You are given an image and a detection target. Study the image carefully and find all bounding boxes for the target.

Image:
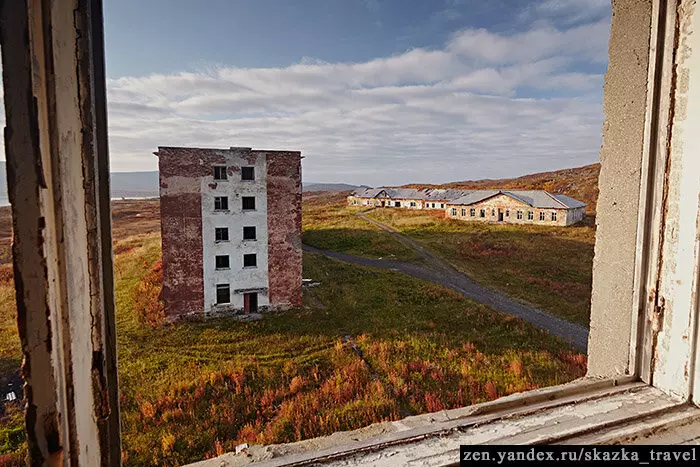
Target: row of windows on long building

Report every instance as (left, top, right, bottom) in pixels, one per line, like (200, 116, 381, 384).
(451, 207, 558, 221)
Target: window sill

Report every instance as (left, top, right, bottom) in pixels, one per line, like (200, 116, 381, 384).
(215, 268, 231, 271)
(188, 378, 696, 466)
(214, 209, 231, 213)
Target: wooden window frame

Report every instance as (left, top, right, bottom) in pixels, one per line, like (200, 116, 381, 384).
(242, 196, 256, 211)
(241, 166, 255, 181)
(215, 227, 229, 242)
(243, 253, 257, 268)
(216, 284, 231, 305)
(214, 196, 229, 211)
(213, 165, 228, 181)
(243, 226, 257, 241)
(215, 255, 230, 270)
(2, 0, 700, 464)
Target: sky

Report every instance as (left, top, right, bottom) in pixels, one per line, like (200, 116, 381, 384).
(2, 0, 612, 186)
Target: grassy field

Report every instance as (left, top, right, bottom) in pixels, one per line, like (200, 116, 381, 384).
(116, 235, 584, 465)
(1, 198, 587, 466)
(366, 208, 595, 326)
(302, 192, 418, 261)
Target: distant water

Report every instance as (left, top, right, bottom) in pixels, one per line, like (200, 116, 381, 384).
(0, 196, 157, 207)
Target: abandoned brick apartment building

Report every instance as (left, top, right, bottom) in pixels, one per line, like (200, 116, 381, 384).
(156, 146, 302, 318)
(348, 188, 587, 226)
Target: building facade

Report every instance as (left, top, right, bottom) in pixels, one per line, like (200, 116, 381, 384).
(157, 146, 302, 319)
(348, 188, 586, 226)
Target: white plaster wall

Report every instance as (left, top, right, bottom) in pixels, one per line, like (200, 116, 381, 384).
(202, 151, 270, 312)
(445, 194, 572, 226)
(397, 199, 422, 209)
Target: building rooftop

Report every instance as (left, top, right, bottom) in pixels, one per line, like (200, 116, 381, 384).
(351, 187, 587, 209)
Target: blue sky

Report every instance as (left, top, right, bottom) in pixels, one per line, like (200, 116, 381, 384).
(2, 0, 613, 186)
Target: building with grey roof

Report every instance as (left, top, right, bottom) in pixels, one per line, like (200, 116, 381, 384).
(347, 187, 587, 226)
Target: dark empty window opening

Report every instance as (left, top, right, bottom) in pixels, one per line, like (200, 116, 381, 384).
(214, 196, 229, 211)
(216, 284, 230, 304)
(243, 226, 257, 240)
(552, 211, 558, 221)
(215, 255, 230, 269)
(480, 209, 485, 218)
(461, 208, 466, 216)
(215, 227, 229, 242)
(242, 166, 255, 181)
(470, 208, 475, 217)
(242, 196, 256, 210)
(491, 209, 495, 216)
(243, 253, 257, 268)
(213, 166, 227, 180)
(451, 208, 457, 216)
(244, 292, 258, 313)
(506, 209, 510, 217)
(394, 201, 400, 207)
(540, 211, 546, 221)
(528, 211, 534, 220)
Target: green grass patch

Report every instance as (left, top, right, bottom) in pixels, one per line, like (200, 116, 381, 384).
(0, 404, 25, 466)
(302, 195, 417, 261)
(0, 265, 20, 375)
(366, 209, 595, 326)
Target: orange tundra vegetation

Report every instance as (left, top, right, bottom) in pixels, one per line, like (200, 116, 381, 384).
(1, 199, 587, 465)
(133, 260, 165, 327)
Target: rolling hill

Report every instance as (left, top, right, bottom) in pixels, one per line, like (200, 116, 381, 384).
(404, 163, 600, 213)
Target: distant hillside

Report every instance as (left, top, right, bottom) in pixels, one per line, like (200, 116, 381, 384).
(405, 163, 601, 213)
(303, 183, 364, 192)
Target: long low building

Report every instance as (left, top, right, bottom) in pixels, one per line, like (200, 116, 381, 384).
(347, 187, 587, 226)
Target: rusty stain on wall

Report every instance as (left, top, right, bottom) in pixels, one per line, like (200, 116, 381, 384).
(267, 152, 303, 309)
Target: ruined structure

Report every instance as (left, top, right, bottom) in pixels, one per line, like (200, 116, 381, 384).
(156, 146, 302, 319)
(348, 188, 586, 226)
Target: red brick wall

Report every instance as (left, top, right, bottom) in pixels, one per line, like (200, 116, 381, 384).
(157, 147, 212, 319)
(266, 152, 302, 308)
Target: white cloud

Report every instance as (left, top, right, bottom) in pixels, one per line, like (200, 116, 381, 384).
(448, 19, 610, 65)
(520, 0, 611, 26)
(0, 16, 609, 186)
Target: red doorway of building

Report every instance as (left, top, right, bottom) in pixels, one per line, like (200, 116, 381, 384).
(498, 210, 504, 222)
(244, 293, 258, 313)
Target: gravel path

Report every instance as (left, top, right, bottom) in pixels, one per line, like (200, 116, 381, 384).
(304, 212, 589, 351)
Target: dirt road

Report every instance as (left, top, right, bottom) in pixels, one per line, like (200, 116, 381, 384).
(303, 212, 589, 351)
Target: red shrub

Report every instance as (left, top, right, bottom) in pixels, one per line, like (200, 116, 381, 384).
(424, 392, 444, 412)
(484, 381, 499, 400)
(133, 260, 165, 326)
